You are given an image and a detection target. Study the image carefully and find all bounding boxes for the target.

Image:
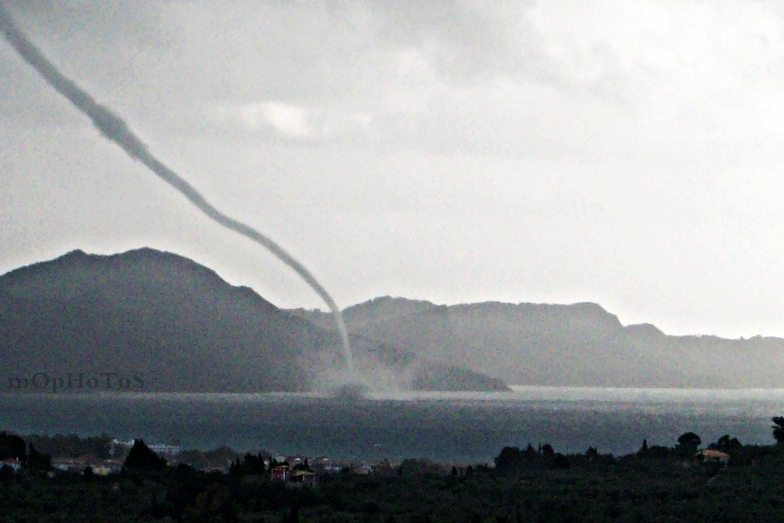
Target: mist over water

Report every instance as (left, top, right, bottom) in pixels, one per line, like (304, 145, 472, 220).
(0, 4, 355, 379)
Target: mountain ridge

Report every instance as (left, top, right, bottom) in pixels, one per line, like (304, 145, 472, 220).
(0, 250, 509, 393)
(291, 296, 784, 388)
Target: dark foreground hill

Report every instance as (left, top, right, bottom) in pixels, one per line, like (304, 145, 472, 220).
(292, 296, 784, 388)
(0, 250, 508, 393)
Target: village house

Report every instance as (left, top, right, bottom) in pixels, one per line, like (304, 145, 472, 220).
(270, 464, 290, 482)
(356, 461, 372, 475)
(52, 455, 96, 473)
(311, 457, 342, 474)
(1, 458, 21, 472)
(92, 461, 122, 476)
(110, 439, 181, 459)
(269, 461, 321, 488)
(109, 439, 135, 457)
(288, 470, 319, 488)
(52, 455, 121, 475)
(696, 449, 730, 465)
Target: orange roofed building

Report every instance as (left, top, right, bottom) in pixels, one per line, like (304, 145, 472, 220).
(695, 449, 730, 464)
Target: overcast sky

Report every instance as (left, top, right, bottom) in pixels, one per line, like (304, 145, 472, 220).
(2, 1, 784, 338)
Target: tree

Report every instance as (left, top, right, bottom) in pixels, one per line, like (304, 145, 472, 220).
(710, 434, 742, 453)
(182, 483, 237, 523)
(772, 417, 784, 444)
(229, 452, 267, 476)
(676, 432, 701, 454)
(0, 432, 26, 462)
(644, 445, 671, 459)
(552, 453, 570, 469)
(494, 447, 523, 473)
(25, 443, 51, 472)
(122, 439, 167, 473)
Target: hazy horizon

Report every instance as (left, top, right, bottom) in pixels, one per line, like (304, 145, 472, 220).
(3, 1, 784, 339)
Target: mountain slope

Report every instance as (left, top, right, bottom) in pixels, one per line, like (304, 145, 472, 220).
(300, 296, 784, 388)
(0, 250, 508, 393)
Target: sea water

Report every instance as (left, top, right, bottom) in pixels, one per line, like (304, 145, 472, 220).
(2, 387, 783, 464)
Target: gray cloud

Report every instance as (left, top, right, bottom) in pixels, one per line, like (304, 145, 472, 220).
(366, 0, 553, 83)
(0, 2, 553, 111)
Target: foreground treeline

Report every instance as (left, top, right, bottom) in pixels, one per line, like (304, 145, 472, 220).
(5, 428, 784, 522)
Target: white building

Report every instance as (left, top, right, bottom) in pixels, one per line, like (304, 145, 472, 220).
(1, 458, 21, 471)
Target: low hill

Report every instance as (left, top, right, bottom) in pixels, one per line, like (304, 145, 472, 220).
(0, 250, 508, 393)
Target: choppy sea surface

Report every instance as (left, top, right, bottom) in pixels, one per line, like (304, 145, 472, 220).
(3, 387, 784, 463)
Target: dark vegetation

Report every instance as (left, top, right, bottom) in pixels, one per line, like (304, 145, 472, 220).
(24, 433, 114, 459)
(5, 421, 784, 522)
